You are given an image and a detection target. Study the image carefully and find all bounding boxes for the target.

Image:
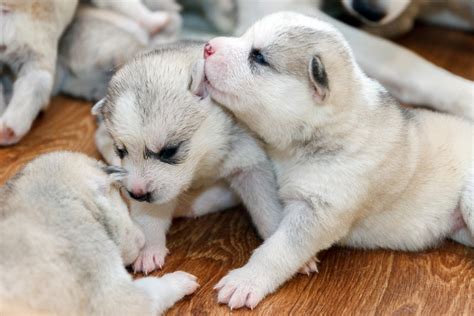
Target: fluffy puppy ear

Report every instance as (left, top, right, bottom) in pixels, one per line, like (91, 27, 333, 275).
(91, 98, 106, 116)
(189, 59, 209, 100)
(308, 55, 329, 103)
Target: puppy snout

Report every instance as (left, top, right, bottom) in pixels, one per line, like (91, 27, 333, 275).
(128, 190, 152, 202)
(352, 0, 386, 22)
(204, 42, 215, 59)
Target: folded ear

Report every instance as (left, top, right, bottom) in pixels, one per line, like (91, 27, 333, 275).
(91, 98, 106, 116)
(189, 59, 209, 100)
(308, 55, 329, 103)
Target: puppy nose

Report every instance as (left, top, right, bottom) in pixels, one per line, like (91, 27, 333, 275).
(352, 0, 386, 22)
(128, 190, 152, 202)
(204, 43, 215, 59)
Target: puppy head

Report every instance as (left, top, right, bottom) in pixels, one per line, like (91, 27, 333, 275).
(342, 0, 412, 25)
(22, 152, 145, 266)
(203, 12, 362, 148)
(93, 44, 214, 205)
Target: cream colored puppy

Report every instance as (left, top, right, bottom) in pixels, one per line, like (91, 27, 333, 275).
(202, 12, 474, 309)
(0, 0, 78, 145)
(0, 152, 198, 315)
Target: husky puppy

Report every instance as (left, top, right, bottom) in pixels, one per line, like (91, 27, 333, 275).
(0, 152, 198, 315)
(202, 12, 474, 309)
(0, 0, 78, 146)
(92, 41, 284, 274)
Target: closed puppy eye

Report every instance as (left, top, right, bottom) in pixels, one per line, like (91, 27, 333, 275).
(249, 48, 269, 66)
(144, 143, 181, 164)
(114, 144, 128, 159)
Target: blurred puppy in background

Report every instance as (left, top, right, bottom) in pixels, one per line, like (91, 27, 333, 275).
(0, 0, 180, 146)
(342, 0, 474, 37)
(56, 1, 182, 101)
(0, 0, 78, 146)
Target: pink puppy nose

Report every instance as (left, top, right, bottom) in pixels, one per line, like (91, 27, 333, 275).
(204, 43, 215, 59)
(130, 183, 146, 197)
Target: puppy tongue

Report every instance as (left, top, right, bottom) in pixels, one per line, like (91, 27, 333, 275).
(190, 59, 209, 99)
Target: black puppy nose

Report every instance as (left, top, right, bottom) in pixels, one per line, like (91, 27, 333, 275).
(128, 191, 152, 202)
(352, 0, 386, 22)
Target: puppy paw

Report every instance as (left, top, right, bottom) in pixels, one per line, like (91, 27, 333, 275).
(214, 268, 268, 310)
(162, 271, 200, 296)
(298, 256, 320, 275)
(132, 245, 169, 275)
(141, 11, 171, 35)
(134, 272, 199, 313)
(0, 119, 21, 146)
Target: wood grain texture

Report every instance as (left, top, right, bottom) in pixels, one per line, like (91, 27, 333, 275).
(0, 24, 473, 315)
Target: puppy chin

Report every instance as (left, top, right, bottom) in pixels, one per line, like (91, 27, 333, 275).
(204, 77, 239, 109)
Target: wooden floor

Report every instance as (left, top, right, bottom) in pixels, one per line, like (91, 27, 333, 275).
(1, 25, 473, 315)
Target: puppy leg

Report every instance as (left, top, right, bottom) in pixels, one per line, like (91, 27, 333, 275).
(226, 162, 283, 239)
(102, 271, 198, 315)
(215, 200, 353, 309)
(131, 200, 176, 274)
(0, 60, 54, 145)
(134, 272, 199, 315)
(91, 0, 170, 35)
(176, 184, 240, 218)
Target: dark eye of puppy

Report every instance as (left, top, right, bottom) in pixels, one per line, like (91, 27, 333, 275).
(159, 145, 179, 162)
(114, 144, 128, 159)
(144, 144, 181, 164)
(249, 48, 268, 66)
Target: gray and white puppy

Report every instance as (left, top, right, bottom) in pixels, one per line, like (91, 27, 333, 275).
(203, 12, 474, 309)
(0, 151, 198, 315)
(92, 41, 284, 274)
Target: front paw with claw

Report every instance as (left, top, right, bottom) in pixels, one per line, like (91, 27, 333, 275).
(298, 256, 320, 275)
(132, 245, 169, 275)
(215, 268, 270, 310)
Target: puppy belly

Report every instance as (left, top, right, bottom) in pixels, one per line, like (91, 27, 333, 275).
(339, 206, 459, 251)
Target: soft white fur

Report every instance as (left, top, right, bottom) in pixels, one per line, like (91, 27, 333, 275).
(203, 12, 474, 309)
(0, 152, 199, 315)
